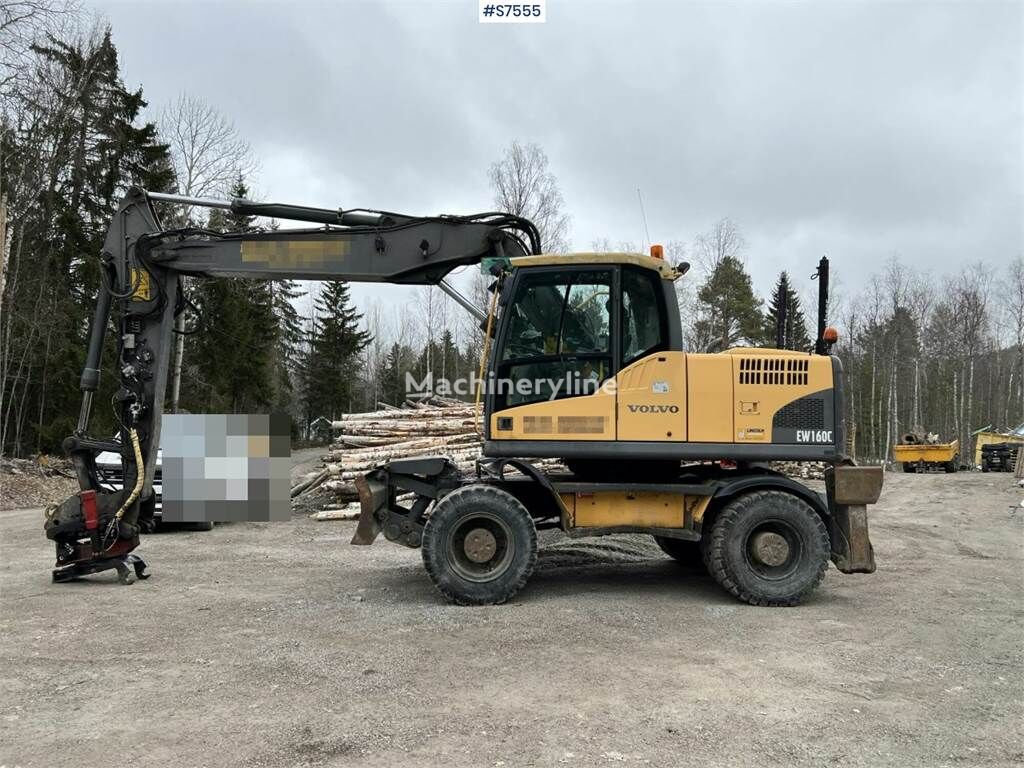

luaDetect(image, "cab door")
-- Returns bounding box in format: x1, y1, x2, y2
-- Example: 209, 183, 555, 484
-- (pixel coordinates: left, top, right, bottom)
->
488, 267, 617, 441
615, 266, 686, 441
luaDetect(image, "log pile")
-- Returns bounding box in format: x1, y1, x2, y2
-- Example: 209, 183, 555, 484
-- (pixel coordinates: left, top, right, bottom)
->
293, 398, 568, 518
291, 399, 484, 510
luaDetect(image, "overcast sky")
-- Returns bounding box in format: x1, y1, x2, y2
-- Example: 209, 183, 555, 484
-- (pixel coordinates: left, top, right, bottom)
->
93, 0, 1021, 311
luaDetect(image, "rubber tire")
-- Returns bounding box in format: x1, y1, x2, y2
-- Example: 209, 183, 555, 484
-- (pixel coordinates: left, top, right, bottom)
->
902, 464, 916, 473
944, 461, 957, 474
703, 490, 830, 607
653, 536, 705, 571
192, 521, 214, 531
422, 485, 537, 606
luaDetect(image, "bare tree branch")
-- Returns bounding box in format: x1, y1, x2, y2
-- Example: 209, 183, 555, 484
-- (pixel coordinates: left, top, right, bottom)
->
488, 140, 570, 253
158, 93, 257, 225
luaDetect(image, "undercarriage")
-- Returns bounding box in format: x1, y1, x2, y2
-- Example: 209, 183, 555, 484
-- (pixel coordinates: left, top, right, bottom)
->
352, 456, 881, 606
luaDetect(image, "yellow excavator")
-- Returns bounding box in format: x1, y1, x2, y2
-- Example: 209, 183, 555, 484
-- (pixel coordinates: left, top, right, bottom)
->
45, 187, 881, 605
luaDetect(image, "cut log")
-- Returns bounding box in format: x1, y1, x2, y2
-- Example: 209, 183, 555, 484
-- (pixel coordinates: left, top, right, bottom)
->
311, 504, 360, 521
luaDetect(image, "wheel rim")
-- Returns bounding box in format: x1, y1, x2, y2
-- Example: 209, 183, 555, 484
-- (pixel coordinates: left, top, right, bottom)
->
446, 512, 515, 583
743, 519, 803, 580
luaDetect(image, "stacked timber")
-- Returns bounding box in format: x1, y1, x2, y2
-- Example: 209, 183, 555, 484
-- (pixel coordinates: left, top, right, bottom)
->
769, 461, 826, 480
292, 400, 483, 512
294, 398, 567, 519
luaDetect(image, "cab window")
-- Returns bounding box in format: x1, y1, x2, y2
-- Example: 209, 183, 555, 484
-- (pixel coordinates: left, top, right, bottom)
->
498, 269, 612, 407
621, 267, 666, 365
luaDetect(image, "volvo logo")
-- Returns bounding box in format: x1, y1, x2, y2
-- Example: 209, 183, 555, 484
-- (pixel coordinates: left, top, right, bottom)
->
627, 404, 680, 414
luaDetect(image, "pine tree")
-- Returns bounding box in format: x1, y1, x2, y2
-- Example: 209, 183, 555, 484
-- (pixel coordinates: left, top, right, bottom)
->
301, 281, 371, 426
693, 256, 763, 352
761, 272, 812, 351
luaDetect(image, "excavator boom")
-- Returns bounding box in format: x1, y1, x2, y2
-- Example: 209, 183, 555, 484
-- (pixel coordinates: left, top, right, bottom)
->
53, 186, 537, 570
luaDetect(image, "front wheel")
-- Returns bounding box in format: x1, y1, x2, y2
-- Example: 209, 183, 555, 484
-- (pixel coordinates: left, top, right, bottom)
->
704, 491, 829, 607
421, 485, 537, 605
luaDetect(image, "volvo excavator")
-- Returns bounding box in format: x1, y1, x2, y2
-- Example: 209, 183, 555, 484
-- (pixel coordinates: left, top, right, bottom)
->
45, 186, 882, 606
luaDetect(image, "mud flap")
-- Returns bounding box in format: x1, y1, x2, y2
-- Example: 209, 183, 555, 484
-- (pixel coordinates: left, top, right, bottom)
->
826, 465, 883, 574
351, 470, 388, 545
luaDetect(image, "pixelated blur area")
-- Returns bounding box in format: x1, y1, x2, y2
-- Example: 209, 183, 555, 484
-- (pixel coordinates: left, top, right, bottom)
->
161, 413, 291, 523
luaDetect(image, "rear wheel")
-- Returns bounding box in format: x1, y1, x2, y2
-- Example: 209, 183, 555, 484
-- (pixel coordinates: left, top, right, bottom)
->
944, 459, 957, 474
653, 535, 705, 571
902, 464, 916, 473
421, 485, 537, 605
704, 490, 829, 607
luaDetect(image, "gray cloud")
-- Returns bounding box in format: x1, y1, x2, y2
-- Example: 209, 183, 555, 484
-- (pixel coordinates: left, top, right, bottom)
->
97, 0, 1021, 300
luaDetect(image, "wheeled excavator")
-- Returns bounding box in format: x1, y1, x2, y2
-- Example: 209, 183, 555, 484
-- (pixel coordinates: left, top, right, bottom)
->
45, 187, 882, 605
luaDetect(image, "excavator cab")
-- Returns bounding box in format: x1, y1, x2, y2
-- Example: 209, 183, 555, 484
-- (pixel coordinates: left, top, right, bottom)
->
485, 255, 679, 449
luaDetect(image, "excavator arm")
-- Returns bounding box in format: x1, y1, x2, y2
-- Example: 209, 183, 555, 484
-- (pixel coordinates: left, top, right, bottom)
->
46, 186, 537, 580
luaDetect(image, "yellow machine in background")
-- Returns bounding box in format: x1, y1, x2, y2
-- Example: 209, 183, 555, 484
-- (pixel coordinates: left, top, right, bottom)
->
894, 439, 959, 473
973, 430, 1024, 467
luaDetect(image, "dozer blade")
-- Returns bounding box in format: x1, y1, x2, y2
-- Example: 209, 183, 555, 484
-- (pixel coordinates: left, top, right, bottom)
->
829, 504, 876, 573
351, 471, 388, 545
826, 465, 883, 574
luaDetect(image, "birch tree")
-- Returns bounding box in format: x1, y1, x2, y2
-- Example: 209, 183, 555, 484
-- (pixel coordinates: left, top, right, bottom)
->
1005, 256, 1024, 421
488, 140, 570, 253
158, 94, 256, 410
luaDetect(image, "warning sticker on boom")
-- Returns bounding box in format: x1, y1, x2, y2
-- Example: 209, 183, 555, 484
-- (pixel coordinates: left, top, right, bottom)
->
130, 268, 151, 302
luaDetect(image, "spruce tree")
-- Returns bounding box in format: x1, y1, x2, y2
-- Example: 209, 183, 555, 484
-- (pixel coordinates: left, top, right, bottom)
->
184, 176, 276, 412
301, 281, 371, 425
264, 217, 305, 415
375, 342, 406, 407
761, 271, 812, 351
269, 278, 305, 408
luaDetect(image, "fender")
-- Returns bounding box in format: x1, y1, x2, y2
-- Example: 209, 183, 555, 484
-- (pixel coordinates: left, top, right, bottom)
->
706, 470, 829, 523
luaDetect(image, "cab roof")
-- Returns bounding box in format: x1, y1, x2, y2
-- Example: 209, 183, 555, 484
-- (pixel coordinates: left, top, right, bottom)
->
508, 252, 681, 280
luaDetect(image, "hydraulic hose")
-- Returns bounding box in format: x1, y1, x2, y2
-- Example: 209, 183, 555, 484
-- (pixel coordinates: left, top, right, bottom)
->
115, 428, 145, 521
103, 428, 145, 551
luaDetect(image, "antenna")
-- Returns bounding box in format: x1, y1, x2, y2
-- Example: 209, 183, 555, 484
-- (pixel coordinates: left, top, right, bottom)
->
637, 188, 651, 252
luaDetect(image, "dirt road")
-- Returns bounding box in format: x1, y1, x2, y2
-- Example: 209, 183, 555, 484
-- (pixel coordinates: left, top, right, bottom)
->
2, 472, 1021, 767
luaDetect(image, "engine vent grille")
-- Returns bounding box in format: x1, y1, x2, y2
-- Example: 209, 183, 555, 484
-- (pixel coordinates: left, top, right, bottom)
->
773, 397, 826, 430
739, 357, 809, 386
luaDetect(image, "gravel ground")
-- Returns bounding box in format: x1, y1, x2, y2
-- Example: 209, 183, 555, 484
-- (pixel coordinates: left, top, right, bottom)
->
1, 471, 1022, 767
